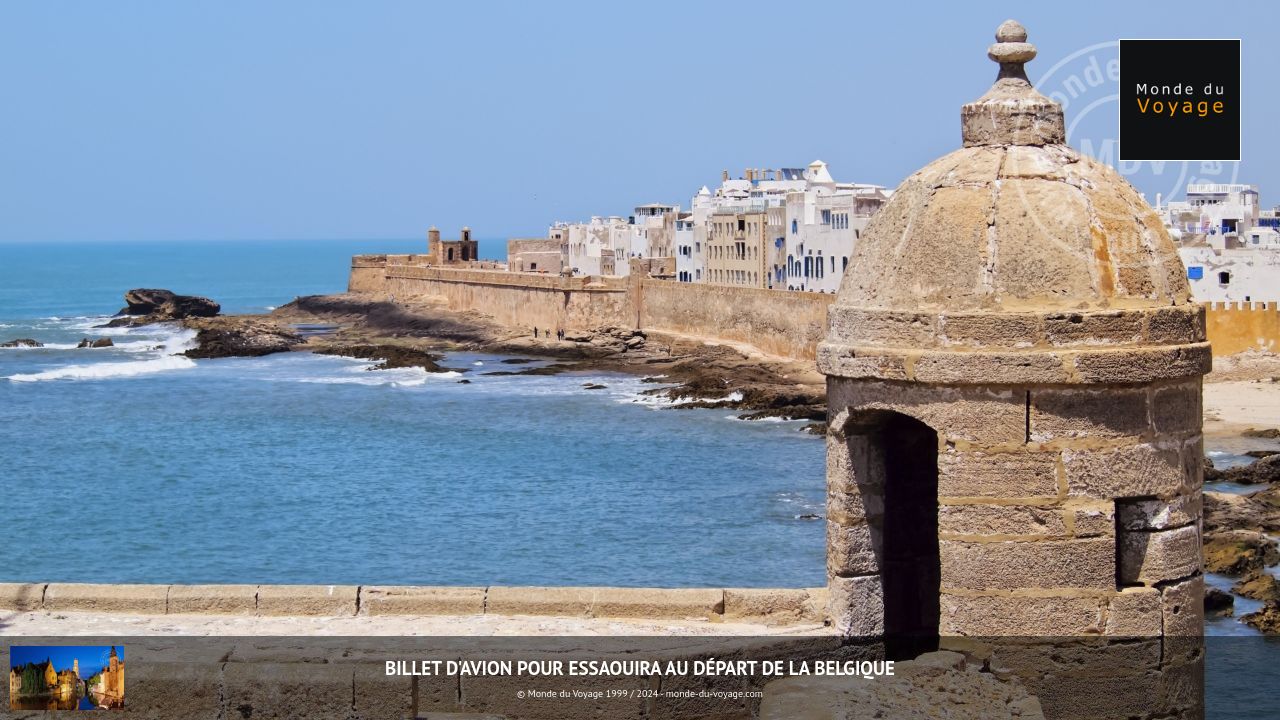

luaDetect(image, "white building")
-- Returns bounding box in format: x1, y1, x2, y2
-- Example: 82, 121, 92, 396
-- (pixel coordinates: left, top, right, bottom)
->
674, 211, 701, 282
781, 161, 890, 293
551, 161, 886, 287
1158, 184, 1280, 302
559, 216, 630, 276
1158, 184, 1261, 244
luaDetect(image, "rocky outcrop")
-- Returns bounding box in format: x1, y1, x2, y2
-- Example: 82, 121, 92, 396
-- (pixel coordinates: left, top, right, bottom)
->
1242, 601, 1280, 633
1243, 427, 1280, 439
0, 338, 42, 348
119, 288, 220, 320
1204, 489, 1280, 534
313, 344, 450, 372
1232, 571, 1280, 602
1203, 530, 1280, 575
76, 337, 114, 348
182, 317, 303, 359
1209, 455, 1280, 485
105, 289, 221, 327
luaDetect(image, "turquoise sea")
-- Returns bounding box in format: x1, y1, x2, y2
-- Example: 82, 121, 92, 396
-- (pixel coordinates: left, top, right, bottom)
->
0, 240, 827, 588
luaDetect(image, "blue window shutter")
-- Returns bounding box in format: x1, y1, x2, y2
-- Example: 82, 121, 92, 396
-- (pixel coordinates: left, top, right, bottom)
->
1187, 266, 1203, 280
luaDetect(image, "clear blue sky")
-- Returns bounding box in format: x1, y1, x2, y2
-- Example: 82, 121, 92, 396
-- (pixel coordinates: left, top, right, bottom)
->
1, 1, 1275, 243
10, 645, 120, 678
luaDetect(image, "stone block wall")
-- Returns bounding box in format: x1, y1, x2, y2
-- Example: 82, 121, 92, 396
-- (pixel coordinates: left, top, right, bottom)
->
348, 257, 837, 360
825, 376, 1203, 643
636, 279, 835, 360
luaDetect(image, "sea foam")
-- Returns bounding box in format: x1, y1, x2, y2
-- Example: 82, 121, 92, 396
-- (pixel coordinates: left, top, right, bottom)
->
6, 354, 197, 382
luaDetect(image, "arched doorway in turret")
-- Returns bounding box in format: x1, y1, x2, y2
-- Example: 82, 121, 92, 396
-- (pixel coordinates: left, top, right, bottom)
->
833, 410, 940, 660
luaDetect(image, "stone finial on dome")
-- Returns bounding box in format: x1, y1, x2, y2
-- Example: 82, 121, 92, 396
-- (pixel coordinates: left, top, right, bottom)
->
988, 19, 1036, 81
961, 20, 1065, 147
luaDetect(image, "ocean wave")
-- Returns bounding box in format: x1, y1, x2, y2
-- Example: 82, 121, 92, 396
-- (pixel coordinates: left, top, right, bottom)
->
293, 366, 462, 387
6, 355, 197, 382
726, 415, 803, 423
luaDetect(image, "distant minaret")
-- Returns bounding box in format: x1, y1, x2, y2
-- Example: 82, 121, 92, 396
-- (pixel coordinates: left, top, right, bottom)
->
73, 658, 79, 678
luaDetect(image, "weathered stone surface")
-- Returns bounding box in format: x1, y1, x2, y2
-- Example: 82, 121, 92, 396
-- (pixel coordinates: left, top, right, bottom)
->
912, 350, 1071, 385
223, 662, 354, 720
1063, 443, 1191, 499
722, 588, 826, 624
1146, 305, 1205, 344
1071, 344, 1212, 384
993, 179, 1095, 304
120, 661, 224, 719
255, 584, 358, 616
1105, 587, 1162, 635
1069, 503, 1115, 537
589, 587, 724, 620
938, 503, 1066, 537
827, 520, 878, 576
828, 575, 884, 636
940, 538, 1114, 590
939, 594, 1103, 635
1118, 525, 1201, 585
1030, 387, 1149, 441
940, 312, 1042, 348
359, 586, 487, 616
938, 449, 1060, 499
830, 381, 1026, 444
1044, 310, 1143, 347
485, 587, 722, 619
761, 650, 1046, 720
0, 582, 45, 611
168, 584, 257, 614
1162, 575, 1205, 662
1117, 494, 1200, 531
43, 582, 169, 614
1152, 381, 1203, 435
827, 307, 940, 348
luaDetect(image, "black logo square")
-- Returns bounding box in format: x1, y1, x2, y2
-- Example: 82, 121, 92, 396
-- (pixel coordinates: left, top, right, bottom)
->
1119, 39, 1240, 161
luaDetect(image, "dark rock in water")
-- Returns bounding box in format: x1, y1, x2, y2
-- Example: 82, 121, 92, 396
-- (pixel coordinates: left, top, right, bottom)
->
1203, 456, 1223, 483
1205, 588, 1234, 616
183, 318, 303, 359
76, 337, 114, 348
1216, 455, 1280, 485
116, 288, 220, 324
500, 358, 537, 364
314, 344, 448, 372
482, 365, 568, 377
796, 513, 822, 521
1242, 600, 1280, 633
457, 379, 472, 384
582, 383, 608, 390
0, 338, 43, 348
1243, 427, 1280, 439
801, 422, 827, 436
1246, 450, 1280, 459
1203, 530, 1280, 575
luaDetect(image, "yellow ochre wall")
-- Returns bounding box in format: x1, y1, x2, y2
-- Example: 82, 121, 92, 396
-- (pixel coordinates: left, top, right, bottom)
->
1205, 302, 1280, 356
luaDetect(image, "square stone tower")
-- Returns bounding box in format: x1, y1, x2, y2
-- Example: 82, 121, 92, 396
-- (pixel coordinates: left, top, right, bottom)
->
817, 19, 1208, 664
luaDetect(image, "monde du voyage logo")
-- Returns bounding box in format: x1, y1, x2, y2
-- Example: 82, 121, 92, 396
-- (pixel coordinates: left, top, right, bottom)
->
1119, 39, 1241, 161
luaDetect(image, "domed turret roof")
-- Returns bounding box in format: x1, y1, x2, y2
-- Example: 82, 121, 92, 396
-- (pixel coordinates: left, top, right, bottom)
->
819, 21, 1209, 387
836, 20, 1190, 313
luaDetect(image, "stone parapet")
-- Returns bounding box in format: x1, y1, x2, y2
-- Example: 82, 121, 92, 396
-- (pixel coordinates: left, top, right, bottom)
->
0, 583, 830, 624
819, 340, 1212, 386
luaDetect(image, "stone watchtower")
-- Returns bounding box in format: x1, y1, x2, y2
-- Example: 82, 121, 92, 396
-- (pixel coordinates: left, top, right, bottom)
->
817, 20, 1209, 657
